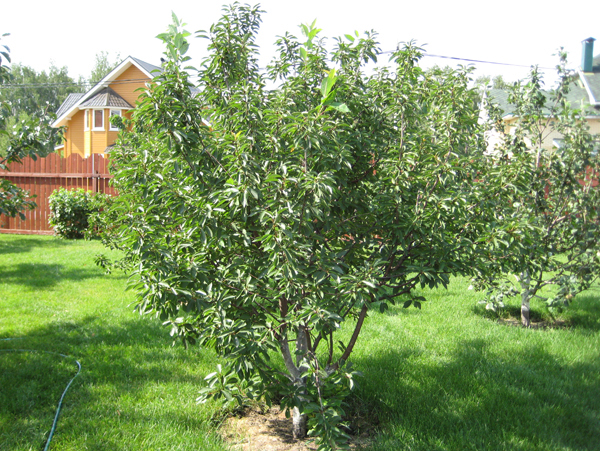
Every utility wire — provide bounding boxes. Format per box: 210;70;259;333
0;78;152;90
421;53;555;70
0;50;560;91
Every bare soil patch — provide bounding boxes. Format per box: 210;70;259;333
221;405;373;451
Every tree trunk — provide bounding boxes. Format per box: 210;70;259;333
292;406;307;439
277;327;309;440
520;270;531;327
292;326;309;439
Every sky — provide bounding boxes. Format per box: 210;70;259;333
1;0;599;87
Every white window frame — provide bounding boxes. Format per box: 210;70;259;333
83;110;89;131
92;109;104;131
109;110;122;131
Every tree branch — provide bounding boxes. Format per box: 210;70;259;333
326;304;368;374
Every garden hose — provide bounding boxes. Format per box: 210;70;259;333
0;339;81;451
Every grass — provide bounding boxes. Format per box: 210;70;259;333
1;235;599;450
0;235;228;450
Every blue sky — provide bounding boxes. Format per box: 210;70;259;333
2;0;599;86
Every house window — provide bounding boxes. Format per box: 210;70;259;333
109;110;122;131
84;110;89;131
93;110;104;130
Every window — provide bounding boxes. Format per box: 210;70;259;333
109;110;122;131
84;110;89;131
93;110;104;130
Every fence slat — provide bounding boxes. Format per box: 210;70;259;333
0;153;115;234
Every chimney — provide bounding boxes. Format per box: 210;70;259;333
581;37;595;72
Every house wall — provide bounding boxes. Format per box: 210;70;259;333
110;65;149;107
60;63;151;158
503;116;600;150
92;117;108;154
68;110;86;157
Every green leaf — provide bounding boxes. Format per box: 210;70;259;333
329;102;350;113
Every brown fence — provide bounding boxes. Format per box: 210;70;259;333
0;153;115;235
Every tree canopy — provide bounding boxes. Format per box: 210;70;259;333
99;6;539;447
478;61;600;326
88;51;121;85
0;63;82;118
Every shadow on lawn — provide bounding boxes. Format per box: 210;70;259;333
470;288;600;334
0;313;221;450
0;235;72;255
0;262;109;289
566;290;600;332
356;337;600;451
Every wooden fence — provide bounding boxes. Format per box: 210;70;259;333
0;153;115;235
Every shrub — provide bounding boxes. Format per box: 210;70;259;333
48;188;112;239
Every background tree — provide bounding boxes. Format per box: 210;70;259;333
478;61;600;326
101;6;524;448
0;33;62;218
474;74;511;90
87;51;121;85
0;63;82;117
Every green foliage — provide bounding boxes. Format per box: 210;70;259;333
474;74;511;90
99;5;537;447
0;33;65;219
48;188;112;239
0;33;11;85
0;177;36;218
88;51;120;85
479;57;600;326
0;63;83;118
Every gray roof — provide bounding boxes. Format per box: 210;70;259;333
487;81;600;118
130;56;162;76
579;53;600;104
581;71;600;105
53;57;159;124
79;87;133;109
56;93;84;118
593;54;600;72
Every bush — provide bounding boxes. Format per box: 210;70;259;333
48;188;112;239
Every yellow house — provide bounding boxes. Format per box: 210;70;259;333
52;56;161;157
483;38;600;153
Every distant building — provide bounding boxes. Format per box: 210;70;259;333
52;56;160;157
483;38;600;153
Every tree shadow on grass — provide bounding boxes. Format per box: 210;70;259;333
0;262;120;289
355;338;600;451
0;235;71;256
471;288;600;334
0;314;226;451
565;290;600;332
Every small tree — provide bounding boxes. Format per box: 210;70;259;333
102;6;518;447
87;51;121;85
479;59;600;326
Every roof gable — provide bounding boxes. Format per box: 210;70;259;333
79;87;133;109
52;56;160;127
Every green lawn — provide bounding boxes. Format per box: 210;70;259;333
1;235;599;450
0;235;227;451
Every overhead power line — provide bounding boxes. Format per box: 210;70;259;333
421;53;555;70
0;77;152;90
0;51;559;91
